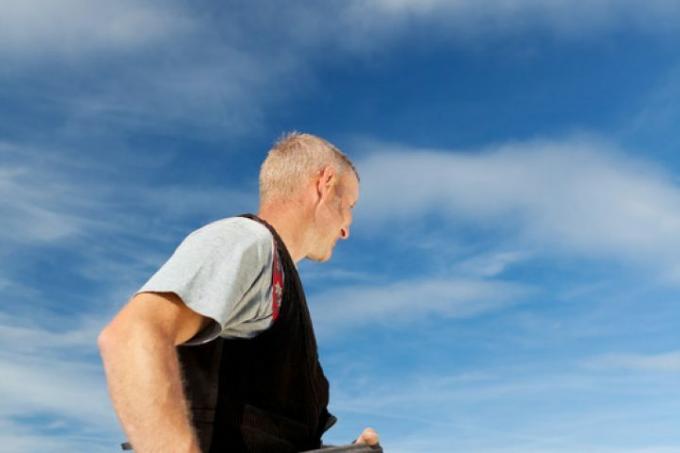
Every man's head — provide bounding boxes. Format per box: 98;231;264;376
259;132;359;262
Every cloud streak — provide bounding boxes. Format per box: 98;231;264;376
328;358;680;452
586;351;680;373
4;0;680;62
355;136;680;281
347;0;680;40
0;140;254;246
0;311;122;453
311;276;532;337
0;0;192;58
6;1;680;142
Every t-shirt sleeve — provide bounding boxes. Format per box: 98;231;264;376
136;218;275;344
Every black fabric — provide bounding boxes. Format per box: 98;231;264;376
178;214;332;453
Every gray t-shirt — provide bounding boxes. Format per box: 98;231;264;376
137;217;277;345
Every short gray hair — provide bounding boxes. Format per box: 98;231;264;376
259;132;358;204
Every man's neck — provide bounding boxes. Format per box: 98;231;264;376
257;203;310;263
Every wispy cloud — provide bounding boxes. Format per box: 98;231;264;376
629;63;680;156
311;276;532;338
0;352;112;423
0;417;113;453
1;2;304;137
346;0;680;40
0;140;254;246
355;136;680;282
327;359;680;452
586;351;680;373
453;250;530;278
0;138;256;324
0;0;192;58
6;1;680;142
5;1;679;62
0;311;122;453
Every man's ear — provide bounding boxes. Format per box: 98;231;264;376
315;166;337;201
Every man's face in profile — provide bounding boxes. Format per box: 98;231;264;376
309;171;359;262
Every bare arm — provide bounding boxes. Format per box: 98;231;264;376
98;292;211;453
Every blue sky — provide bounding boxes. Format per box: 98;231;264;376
2;1;680;451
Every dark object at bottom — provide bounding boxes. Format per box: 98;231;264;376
121;441;382;452
302;444;383;453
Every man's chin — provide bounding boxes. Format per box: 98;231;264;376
308;249;333;262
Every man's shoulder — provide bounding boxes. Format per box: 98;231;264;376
188;216;273;247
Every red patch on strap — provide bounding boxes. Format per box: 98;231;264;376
271;243;283;321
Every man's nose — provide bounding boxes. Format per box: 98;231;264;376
340;226;350;239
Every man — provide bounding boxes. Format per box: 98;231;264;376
98;133;379;452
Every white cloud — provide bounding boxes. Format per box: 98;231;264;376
327;362;680;452
0;0;192;57
454;250;530;278
56;46;290;136
629;63;680;154
0;417;114;453
0;2;301;136
586;351;680;373
4;0;679;62
0;312;122;453
0;311;104;353
355;137;680;280
5;1;680;140
0;141;255;246
0;354;113;423
0;139;257;310
310;277;532;337
349;0;680;39
0;156;90;244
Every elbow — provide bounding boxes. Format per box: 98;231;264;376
98;319;131;359
98;315;169;359
97;323;117;358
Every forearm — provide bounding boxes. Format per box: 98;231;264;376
99;326;201;453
